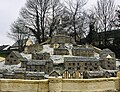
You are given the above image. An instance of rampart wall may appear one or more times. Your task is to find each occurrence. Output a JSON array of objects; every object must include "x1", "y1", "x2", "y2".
[{"x1": 0, "y1": 76, "x2": 119, "y2": 92}]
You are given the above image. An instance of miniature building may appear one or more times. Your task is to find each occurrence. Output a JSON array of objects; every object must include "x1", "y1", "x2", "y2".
[
  {"x1": 64, "y1": 57, "x2": 99, "y2": 72},
  {"x1": 26, "y1": 59, "x2": 53, "y2": 74},
  {"x1": 5, "y1": 51, "x2": 24, "y2": 65},
  {"x1": 62, "y1": 70, "x2": 81, "y2": 79},
  {"x1": 32, "y1": 52, "x2": 50, "y2": 60},
  {"x1": 24, "y1": 44, "x2": 43, "y2": 54},
  {"x1": 54, "y1": 48, "x2": 69, "y2": 55},
  {"x1": 0, "y1": 69, "x2": 7, "y2": 78},
  {"x1": 13, "y1": 68, "x2": 26, "y2": 79},
  {"x1": 25, "y1": 72, "x2": 45, "y2": 80},
  {"x1": 25, "y1": 39, "x2": 33, "y2": 46},
  {"x1": 49, "y1": 70, "x2": 62, "y2": 77},
  {"x1": 21, "y1": 58, "x2": 28, "y2": 68},
  {"x1": 100, "y1": 49, "x2": 116, "y2": 70},
  {"x1": 72, "y1": 47, "x2": 94, "y2": 57},
  {"x1": 100, "y1": 48, "x2": 115, "y2": 59},
  {"x1": 3, "y1": 72, "x2": 15, "y2": 79},
  {"x1": 83, "y1": 71, "x2": 105, "y2": 79},
  {"x1": 51, "y1": 35, "x2": 74, "y2": 44},
  {"x1": 53, "y1": 43, "x2": 69, "y2": 55}
]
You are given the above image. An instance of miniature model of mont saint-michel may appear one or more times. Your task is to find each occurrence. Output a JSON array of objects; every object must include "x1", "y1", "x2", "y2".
[{"x1": 0, "y1": 34, "x2": 120, "y2": 92}]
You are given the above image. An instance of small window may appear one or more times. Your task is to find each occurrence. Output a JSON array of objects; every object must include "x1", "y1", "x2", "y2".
[
  {"x1": 90, "y1": 68, "x2": 93, "y2": 71},
  {"x1": 48, "y1": 70, "x2": 49, "y2": 73},
  {"x1": 85, "y1": 63, "x2": 87, "y2": 66},
  {"x1": 90, "y1": 63, "x2": 92, "y2": 65},
  {"x1": 73, "y1": 63, "x2": 75, "y2": 66},
  {"x1": 34, "y1": 70, "x2": 37, "y2": 72},
  {"x1": 14, "y1": 60, "x2": 16, "y2": 62},
  {"x1": 68, "y1": 67, "x2": 71, "y2": 70},
  {"x1": 95, "y1": 63, "x2": 97, "y2": 65},
  {"x1": 10, "y1": 61, "x2": 12, "y2": 64},
  {"x1": 77, "y1": 63, "x2": 79, "y2": 66},
  {"x1": 94, "y1": 67, "x2": 98, "y2": 70},
  {"x1": 77, "y1": 67, "x2": 80, "y2": 70},
  {"x1": 10, "y1": 56, "x2": 13, "y2": 58},
  {"x1": 108, "y1": 58, "x2": 110, "y2": 60},
  {"x1": 84, "y1": 67, "x2": 87, "y2": 70},
  {"x1": 69, "y1": 63, "x2": 71, "y2": 66}
]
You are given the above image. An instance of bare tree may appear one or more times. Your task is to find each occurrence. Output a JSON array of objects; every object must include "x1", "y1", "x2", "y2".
[
  {"x1": 20, "y1": 0, "x2": 51, "y2": 43},
  {"x1": 20, "y1": 0, "x2": 63, "y2": 43},
  {"x1": 63, "y1": 0, "x2": 88, "y2": 42},
  {"x1": 94, "y1": 0, "x2": 116, "y2": 46},
  {"x1": 47, "y1": 0, "x2": 63, "y2": 37},
  {"x1": 112, "y1": 5, "x2": 120, "y2": 29},
  {"x1": 86, "y1": 11, "x2": 96, "y2": 44},
  {"x1": 8, "y1": 18, "x2": 30, "y2": 51}
]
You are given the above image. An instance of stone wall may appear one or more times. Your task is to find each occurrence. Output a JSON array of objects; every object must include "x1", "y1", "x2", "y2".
[
  {"x1": 0, "y1": 77, "x2": 119, "y2": 92},
  {"x1": 0, "y1": 79, "x2": 49, "y2": 92},
  {"x1": 62, "y1": 78, "x2": 119, "y2": 92}
]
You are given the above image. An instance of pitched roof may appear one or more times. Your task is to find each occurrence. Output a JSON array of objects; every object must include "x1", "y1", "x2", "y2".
[
  {"x1": 14, "y1": 68, "x2": 26, "y2": 73},
  {"x1": 106, "y1": 54, "x2": 112, "y2": 59},
  {"x1": 86, "y1": 71, "x2": 104, "y2": 77},
  {"x1": 12, "y1": 51, "x2": 24, "y2": 59},
  {"x1": 0, "y1": 45, "x2": 9, "y2": 51},
  {"x1": 4, "y1": 72, "x2": 15, "y2": 76},
  {"x1": 26, "y1": 72, "x2": 45, "y2": 77},
  {"x1": 49, "y1": 70, "x2": 62, "y2": 76},
  {"x1": 27, "y1": 60, "x2": 46, "y2": 66},
  {"x1": 27, "y1": 59, "x2": 52, "y2": 65},
  {"x1": 64, "y1": 56, "x2": 99, "y2": 62},
  {"x1": 101, "y1": 48, "x2": 113, "y2": 53},
  {"x1": 72, "y1": 47, "x2": 94, "y2": 51}
]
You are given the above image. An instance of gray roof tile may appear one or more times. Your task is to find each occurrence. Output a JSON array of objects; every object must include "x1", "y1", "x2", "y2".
[
  {"x1": 12, "y1": 51, "x2": 24, "y2": 59},
  {"x1": 27, "y1": 59, "x2": 52, "y2": 65},
  {"x1": 64, "y1": 57, "x2": 99, "y2": 62},
  {"x1": 72, "y1": 47, "x2": 94, "y2": 51},
  {"x1": 26, "y1": 72, "x2": 45, "y2": 77}
]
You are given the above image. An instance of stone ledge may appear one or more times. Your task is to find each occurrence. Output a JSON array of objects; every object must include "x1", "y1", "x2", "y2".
[
  {"x1": 63, "y1": 77, "x2": 119, "y2": 83},
  {"x1": 0, "y1": 79, "x2": 48, "y2": 84}
]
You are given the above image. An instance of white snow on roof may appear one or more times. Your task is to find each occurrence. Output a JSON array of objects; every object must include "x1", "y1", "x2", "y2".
[
  {"x1": 106, "y1": 54, "x2": 112, "y2": 59},
  {"x1": 40, "y1": 44, "x2": 53, "y2": 55},
  {"x1": 50, "y1": 55, "x2": 64, "y2": 64},
  {"x1": 0, "y1": 61, "x2": 21, "y2": 72},
  {"x1": 3, "y1": 45, "x2": 10, "y2": 50},
  {"x1": 20, "y1": 53, "x2": 32, "y2": 60}
]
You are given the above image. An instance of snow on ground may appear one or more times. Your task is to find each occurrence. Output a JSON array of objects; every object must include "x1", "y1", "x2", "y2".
[
  {"x1": 0, "y1": 61, "x2": 21, "y2": 71},
  {"x1": 40, "y1": 44, "x2": 53, "y2": 55},
  {"x1": 50, "y1": 55, "x2": 64, "y2": 64}
]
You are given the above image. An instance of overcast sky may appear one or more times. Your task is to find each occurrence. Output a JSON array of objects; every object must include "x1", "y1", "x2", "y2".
[{"x1": 0, "y1": 0, "x2": 120, "y2": 45}]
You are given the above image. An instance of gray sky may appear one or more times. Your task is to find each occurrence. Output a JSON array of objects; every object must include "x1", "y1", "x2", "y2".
[
  {"x1": 0, "y1": 0, "x2": 26, "y2": 45},
  {"x1": 0, "y1": 0, "x2": 120, "y2": 45}
]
